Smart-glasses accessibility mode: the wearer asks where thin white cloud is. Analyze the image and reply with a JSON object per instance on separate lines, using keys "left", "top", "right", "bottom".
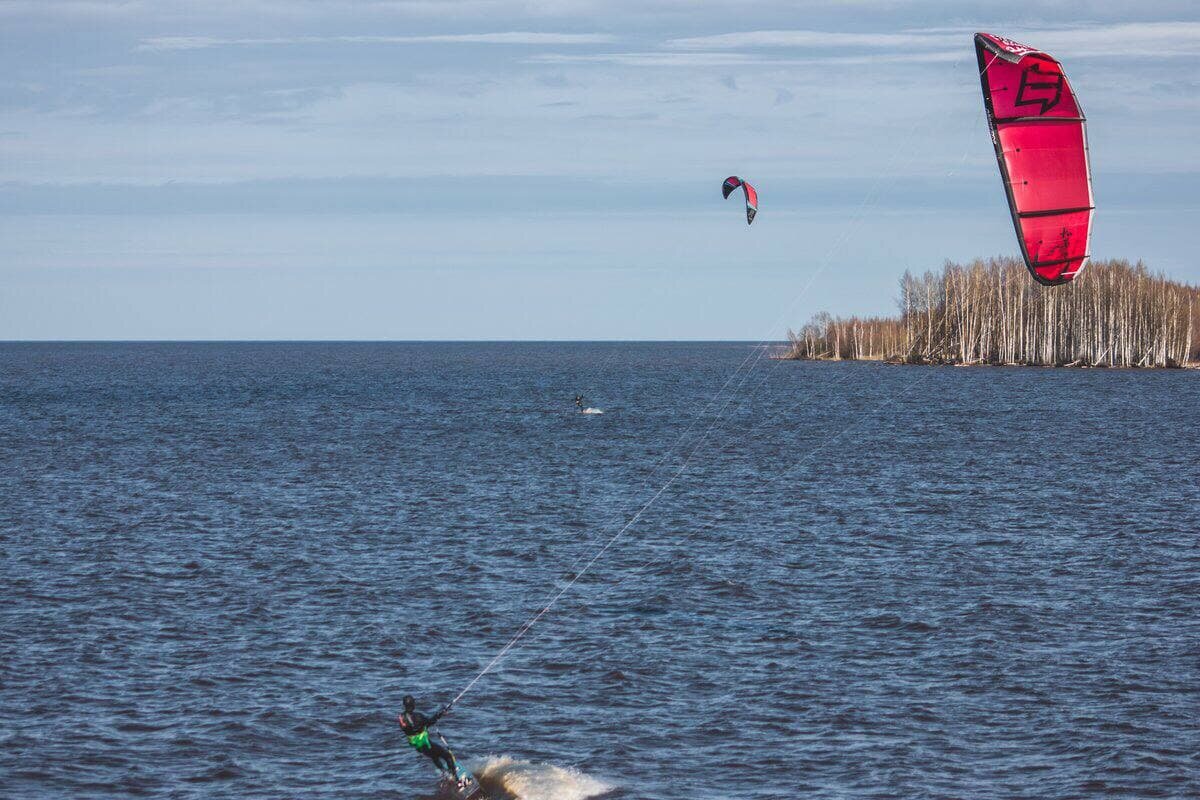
{"left": 666, "top": 22, "right": 1200, "bottom": 58}
{"left": 667, "top": 30, "right": 963, "bottom": 50}
{"left": 1013, "top": 22, "right": 1200, "bottom": 57}
{"left": 530, "top": 52, "right": 774, "bottom": 67}
{"left": 527, "top": 51, "right": 960, "bottom": 67}
{"left": 0, "top": 0, "right": 146, "bottom": 15}
{"left": 138, "top": 32, "right": 615, "bottom": 51}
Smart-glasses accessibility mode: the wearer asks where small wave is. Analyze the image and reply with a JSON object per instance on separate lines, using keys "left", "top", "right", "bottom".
{"left": 861, "top": 613, "right": 936, "bottom": 632}
{"left": 581, "top": 408, "right": 603, "bottom": 415}
{"left": 600, "top": 669, "right": 629, "bottom": 684}
{"left": 710, "top": 578, "right": 751, "bottom": 598}
{"left": 472, "top": 755, "right": 611, "bottom": 800}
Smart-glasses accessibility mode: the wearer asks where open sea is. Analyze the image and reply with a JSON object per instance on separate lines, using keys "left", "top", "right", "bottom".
{"left": 1, "top": 342, "right": 1197, "bottom": 800}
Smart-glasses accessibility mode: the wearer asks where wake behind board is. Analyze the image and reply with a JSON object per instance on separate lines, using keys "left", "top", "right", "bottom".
{"left": 439, "top": 763, "right": 487, "bottom": 800}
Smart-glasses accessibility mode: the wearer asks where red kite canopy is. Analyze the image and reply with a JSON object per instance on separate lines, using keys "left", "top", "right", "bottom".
{"left": 975, "top": 32, "right": 1094, "bottom": 285}
{"left": 722, "top": 176, "right": 758, "bottom": 225}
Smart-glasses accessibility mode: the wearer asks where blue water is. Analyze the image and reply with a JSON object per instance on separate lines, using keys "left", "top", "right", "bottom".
{"left": 1, "top": 343, "right": 1197, "bottom": 800}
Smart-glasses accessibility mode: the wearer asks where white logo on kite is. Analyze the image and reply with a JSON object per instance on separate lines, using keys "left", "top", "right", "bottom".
{"left": 990, "top": 34, "right": 1039, "bottom": 57}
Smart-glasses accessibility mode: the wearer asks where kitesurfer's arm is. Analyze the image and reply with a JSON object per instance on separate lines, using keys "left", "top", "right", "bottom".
{"left": 400, "top": 704, "right": 450, "bottom": 733}
{"left": 399, "top": 711, "right": 430, "bottom": 734}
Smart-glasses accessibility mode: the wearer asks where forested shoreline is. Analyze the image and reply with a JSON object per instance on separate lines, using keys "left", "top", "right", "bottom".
{"left": 784, "top": 258, "right": 1199, "bottom": 368}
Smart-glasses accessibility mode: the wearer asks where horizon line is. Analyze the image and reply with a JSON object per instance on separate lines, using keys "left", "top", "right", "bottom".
{"left": 0, "top": 339, "right": 786, "bottom": 345}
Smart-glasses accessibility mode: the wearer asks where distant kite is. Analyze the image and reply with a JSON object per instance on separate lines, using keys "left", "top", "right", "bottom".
{"left": 722, "top": 176, "right": 758, "bottom": 225}
{"left": 975, "top": 32, "right": 1094, "bottom": 285}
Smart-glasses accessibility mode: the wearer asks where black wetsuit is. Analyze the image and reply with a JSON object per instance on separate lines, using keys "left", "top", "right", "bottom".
{"left": 399, "top": 709, "right": 457, "bottom": 777}
{"left": 575, "top": 396, "right": 584, "bottom": 411}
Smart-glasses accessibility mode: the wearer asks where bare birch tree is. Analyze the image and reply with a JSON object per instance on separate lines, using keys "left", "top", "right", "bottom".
{"left": 784, "top": 258, "right": 1199, "bottom": 367}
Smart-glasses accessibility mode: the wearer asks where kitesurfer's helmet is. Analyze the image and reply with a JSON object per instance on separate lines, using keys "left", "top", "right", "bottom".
{"left": 403, "top": 695, "right": 416, "bottom": 712}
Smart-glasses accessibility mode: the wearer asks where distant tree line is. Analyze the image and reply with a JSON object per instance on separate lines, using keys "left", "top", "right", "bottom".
{"left": 784, "top": 258, "right": 1199, "bottom": 367}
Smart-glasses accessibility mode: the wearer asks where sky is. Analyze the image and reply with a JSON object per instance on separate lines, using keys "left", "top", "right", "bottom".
{"left": 1, "top": 0, "right": 1197, "bottom": 340}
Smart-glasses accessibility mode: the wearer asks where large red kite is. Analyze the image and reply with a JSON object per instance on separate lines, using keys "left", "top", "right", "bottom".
{"left": 976, "top": 32, "right": 1094, "bottom": 285}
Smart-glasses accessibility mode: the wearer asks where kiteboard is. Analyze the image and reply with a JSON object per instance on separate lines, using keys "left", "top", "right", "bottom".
{"left": 437, "top": 762, "right": 487, "bottom": 800}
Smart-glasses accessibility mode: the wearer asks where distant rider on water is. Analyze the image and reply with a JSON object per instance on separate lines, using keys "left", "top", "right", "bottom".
{"left": 399, "top": 695, "right": 457, "bottom": 778}
{"left": 575, "top": 395, "right": 585, "bottom": 412}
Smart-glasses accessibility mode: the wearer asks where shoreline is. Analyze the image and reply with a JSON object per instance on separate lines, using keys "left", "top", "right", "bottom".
{"left": 773, "top": 353, "right": 1198, "bottom": 370}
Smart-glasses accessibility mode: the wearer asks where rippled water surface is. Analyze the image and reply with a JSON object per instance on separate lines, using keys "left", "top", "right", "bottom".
{"left": 2, "top": 342, "right": 1198, "bottom": 800}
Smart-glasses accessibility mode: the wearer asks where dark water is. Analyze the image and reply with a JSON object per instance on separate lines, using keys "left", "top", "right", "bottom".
{"left": 2, "top": 343, "right": 1198, "bottom": 800}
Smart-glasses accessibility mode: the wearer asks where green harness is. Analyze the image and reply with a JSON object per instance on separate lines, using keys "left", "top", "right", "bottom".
{"left": 407, "top": 729, "right": 431, "bottom": 751}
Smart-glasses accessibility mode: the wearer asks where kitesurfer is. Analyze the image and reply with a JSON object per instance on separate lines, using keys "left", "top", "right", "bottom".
{"left": 399, "top": 695, "right": 458, "bottom": 778}
{"left": 574, "top": 395, "right": 584, "bottom": 412}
